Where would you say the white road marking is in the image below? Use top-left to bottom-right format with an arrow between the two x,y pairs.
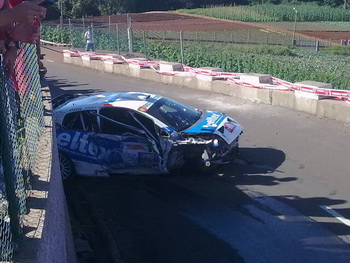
47,59 -> 54,63
320,205 -> 350,227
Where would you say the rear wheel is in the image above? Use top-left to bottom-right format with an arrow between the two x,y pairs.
59,152 -> 75,180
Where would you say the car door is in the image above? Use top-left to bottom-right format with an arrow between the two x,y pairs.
96,107 -> 162,173
56,110 -> 102,175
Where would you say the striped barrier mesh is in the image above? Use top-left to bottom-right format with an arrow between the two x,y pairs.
0,43 -> 44,262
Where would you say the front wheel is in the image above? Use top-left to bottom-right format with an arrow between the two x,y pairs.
59,152 -> 75,180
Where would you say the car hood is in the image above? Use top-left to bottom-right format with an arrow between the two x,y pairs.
181,110 -> 243,144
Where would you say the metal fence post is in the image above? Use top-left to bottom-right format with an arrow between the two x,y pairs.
60,0 -> 63,43
127,28 -> 133,54
116,24 -> 120,55
180,31 -> 184,64
316,40 -> 320,51
109,16 -> 111,50
127,15 -> 133,54
69,18 -> 72,47
143,30 -> 148,59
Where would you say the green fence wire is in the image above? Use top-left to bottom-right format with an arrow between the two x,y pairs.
0,43 -> 44,262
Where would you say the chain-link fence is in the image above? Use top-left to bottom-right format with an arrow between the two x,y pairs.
42,17 -> 336,53
0,43 -> 44,262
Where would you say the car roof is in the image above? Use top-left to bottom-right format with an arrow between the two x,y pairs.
55,92 -> 162,112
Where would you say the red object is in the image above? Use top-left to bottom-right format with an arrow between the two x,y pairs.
9,0 -> 22,8
9,0 -> 41,26
224,122 -> 236,133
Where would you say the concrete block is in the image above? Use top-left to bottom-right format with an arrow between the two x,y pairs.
197,78 -> 213,91
294,81 -> 333,100
63,50 -> 79,57
129,64 -> 144,69
294,95 -> 318,115
212,81 -> 233,96
196,67 -> 224,81
159,62 -> 184,72
271,90 -> 295,109
112,64 -> 130,76
102,54 -> 124,65
239,86 -> 271,104
127,58 -> 149,69
104,63 -> 114,73
317,100 -> 350,123
81,55 -> 99,61
240,73 -> 272,84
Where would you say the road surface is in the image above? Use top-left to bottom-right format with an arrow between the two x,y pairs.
44,46 -> 350,263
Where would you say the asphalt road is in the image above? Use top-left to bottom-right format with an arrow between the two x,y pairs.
43,46 -> 350,263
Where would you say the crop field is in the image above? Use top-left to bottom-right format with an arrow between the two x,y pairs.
177,4 -> 350,22
257,21 -> 350,31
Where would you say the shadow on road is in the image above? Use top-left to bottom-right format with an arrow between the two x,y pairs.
216,147 -> 295,186
46,77 -> 104,97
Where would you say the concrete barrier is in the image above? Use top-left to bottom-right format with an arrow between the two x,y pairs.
64,56 -> 350,124
14,82 -> 77,263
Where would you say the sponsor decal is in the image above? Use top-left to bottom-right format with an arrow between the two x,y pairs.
56,130 -> 122,163
203,113 -> 221,128
56,130 -> 156,169
224,122 -> 236,133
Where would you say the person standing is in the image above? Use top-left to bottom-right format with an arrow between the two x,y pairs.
84,26 -> 95,52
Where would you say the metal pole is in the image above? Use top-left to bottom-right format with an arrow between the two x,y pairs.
116,24 -> 120,54
143,30 -> 148,59
293,8 -> 298,46
109,16 -> 111,50
60,0 -> 63,43
180,31 -> 184,64
69,18 -> 72,46
127,28 -> 133,54
127,15 -> 133,53
316,40 -> 320,51
82,16 -> 85,32
91,22 -> 94,51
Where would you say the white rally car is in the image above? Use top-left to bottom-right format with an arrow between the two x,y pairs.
53,92 -> 243,179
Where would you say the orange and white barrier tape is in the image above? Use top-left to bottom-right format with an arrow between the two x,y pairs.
41,39 -> 72,46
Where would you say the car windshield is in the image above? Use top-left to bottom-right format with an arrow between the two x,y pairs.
146,97 -> 201,132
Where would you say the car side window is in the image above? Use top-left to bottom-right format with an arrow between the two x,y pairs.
99,108 -> 157,136
99,108 -> 135,134
132,112 -> 159,138
62,110 -> 98,132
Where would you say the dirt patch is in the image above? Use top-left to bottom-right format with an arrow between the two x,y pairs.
297,30 -> 350,40
87,11 -> 264,31
86,11 -> 348,41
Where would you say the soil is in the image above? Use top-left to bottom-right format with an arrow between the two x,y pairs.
84,11 -> 350,41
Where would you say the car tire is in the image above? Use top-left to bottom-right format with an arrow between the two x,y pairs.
59,152 -> 75,181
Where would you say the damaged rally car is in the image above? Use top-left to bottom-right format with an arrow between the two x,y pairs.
53,92 -> 243,179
